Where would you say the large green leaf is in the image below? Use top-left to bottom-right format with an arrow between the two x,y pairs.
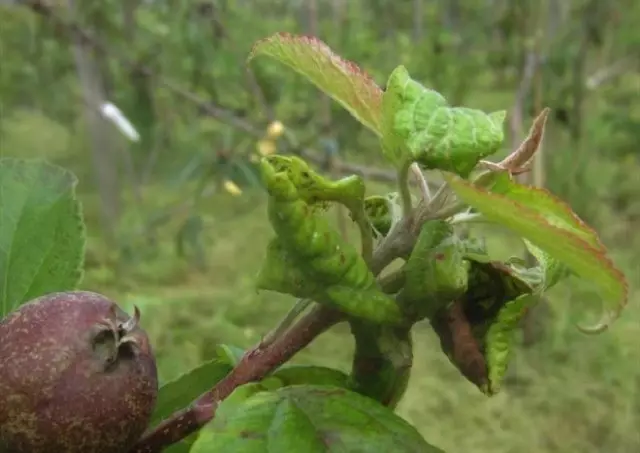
0,158 -> 85,316
248,33 -> 383,135
381,66 -> 505,175
272,365 -> 351,388
445,172 -> 628,333
191,385 -> 444,453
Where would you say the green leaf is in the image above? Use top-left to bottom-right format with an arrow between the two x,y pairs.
256,239 -> 321,299
381,66 -> 447,166
192,385 -> 444,453
381,66 -> 505,175
363,195 -> 393,237
259,158 -> 402,325
399,220 -> 469,319
273,365 -> 351,388
149,359 -> 233,453
350,323 -> 413,408
150,359 -> 232,427
484,294 -> 535,394
431,257 -> 535,394
0,158 -> 85,316
262,155 -> 373,261
266,155 -> 365,214
524,240 -> 573,290
248,33 -> 383,135
445,172 -> 628,332
215,344 -> 247,367
323,285 -> 402,325
462,258 -> 534,328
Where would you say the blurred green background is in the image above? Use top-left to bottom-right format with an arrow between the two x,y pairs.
1,0 -> 639,452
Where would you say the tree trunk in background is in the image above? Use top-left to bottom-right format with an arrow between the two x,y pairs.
67,0 -> 120,244
412,0 -> 423,41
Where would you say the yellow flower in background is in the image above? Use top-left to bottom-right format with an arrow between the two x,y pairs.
223,179 -> 242,196
256,139 -> 276,156
266,120 -> 285,139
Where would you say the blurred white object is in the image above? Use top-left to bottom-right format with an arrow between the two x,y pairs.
99,102 -> 140,142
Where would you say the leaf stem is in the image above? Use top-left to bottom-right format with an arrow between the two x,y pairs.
259,298 -> 314,348
448,212 -> 485,225
410,163 -> 431,201
351,207 -> 375,265
397,161 -> 414,219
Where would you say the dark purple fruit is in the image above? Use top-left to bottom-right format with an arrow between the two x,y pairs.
0,291 -> 158,453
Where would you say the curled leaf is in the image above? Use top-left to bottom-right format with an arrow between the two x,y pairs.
484,294 -> 535,394
480,107 -> 550,175
324,286 -> 402,325
399,220 -> 469,320
446,172 -> 628,333
257,238 -> 323,299
363,195 -> 393,237
350,322 -> 413,409
259,158 -> 402,325
431,301 -> 489,392
524,240 -> 573,291
248,33 -> 383,134
431,254 -> 536,395
264,155 -> 365,213
381,66 -> 505,175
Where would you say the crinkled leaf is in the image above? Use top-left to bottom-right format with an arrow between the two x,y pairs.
446,172 -> 628,332
524,240 -> 573,290
431,258 -> 535,395
193,385 -> 444,453
256,239 -> 323,299
400,220 -> 469,319
462,259 -> 534,327
350,323 -> 413,408
260,159 -> 402,324
484,294 -> 536,394
248,33 -> 383,134
363,195 -> 392,237
0,158 -> 85,316
381,66 -> 447,166
381,66 -> 505,175
266,155 -> 365,214
273,365 -> 351,388
324,285 -> 402,325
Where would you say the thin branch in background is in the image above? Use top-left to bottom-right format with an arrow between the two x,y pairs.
23,0 -> 439,195
586,57 -> 638,90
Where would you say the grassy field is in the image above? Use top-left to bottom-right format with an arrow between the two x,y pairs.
78,180 -> 640,453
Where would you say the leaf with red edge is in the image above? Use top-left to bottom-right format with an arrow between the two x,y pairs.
445,172 -> 628,333
248,33 -> 383,135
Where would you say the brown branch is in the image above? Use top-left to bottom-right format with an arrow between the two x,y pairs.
129,305 -> 343,452
23,0 -> 262,138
